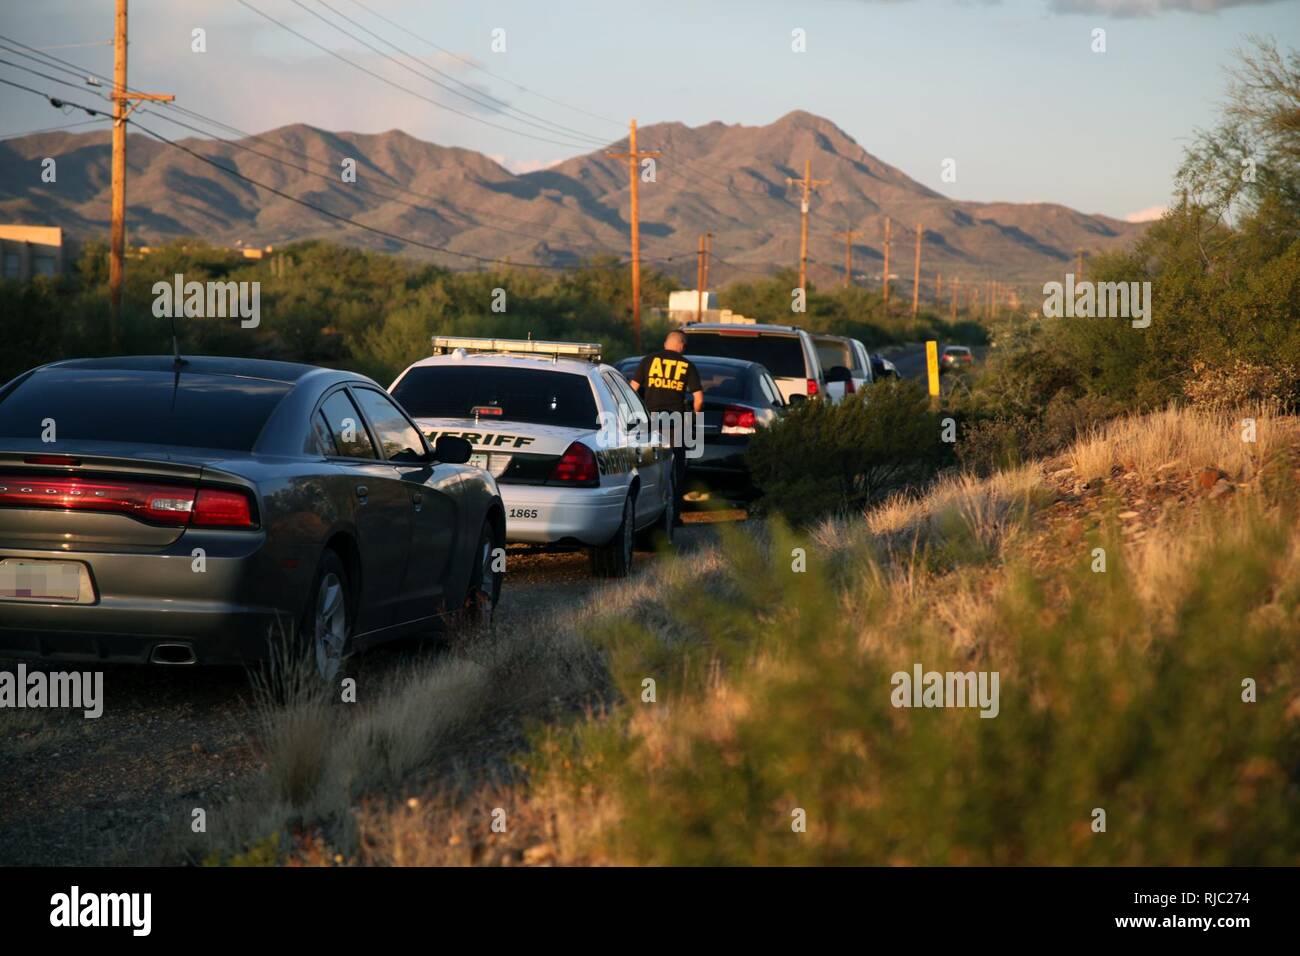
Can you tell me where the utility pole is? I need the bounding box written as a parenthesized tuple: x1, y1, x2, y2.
(109, 0, 173, 349)
(785, 158, 829, 295)
(695, 233, 706, 322)
(950, 276, 960, 322)
(936, 273, 943, 300)
(882, 217, 891, 309)
(606, 119, 660, 352)
(701, 231, 711, 295)
(835, 227, 858, 288)
(910, 223, 924, 318)
(1076, 248, 1085, 282)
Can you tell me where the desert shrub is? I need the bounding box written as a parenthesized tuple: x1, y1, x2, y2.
(525, 495, 1300, 865)
(746, 379, 949, 524)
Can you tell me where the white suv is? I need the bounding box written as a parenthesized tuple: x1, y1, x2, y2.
(680, 323, 826, 404)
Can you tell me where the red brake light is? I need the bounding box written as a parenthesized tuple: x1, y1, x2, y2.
(192, 488, 255, 528)
(721, 406, 757, 435)
(24, 455, 81, 466)
(0, 474, 196, 525)
(0, 474, 256, 529)
(844, 379, 856, 394)
(548, 442, 600, 486)
(806, 378, 820, 397)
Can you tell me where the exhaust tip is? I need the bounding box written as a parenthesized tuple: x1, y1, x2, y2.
(151, 643, 197, 665)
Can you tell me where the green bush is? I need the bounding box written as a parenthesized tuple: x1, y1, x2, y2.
(528, 499, 1300, 865)
(746, 379, 949, 524)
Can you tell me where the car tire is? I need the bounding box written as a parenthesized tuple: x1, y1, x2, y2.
(462, 517, 503, 627)
(301, 549, 353, 687)
(636, 470, 675, 551)
(590, 493, 635, 578)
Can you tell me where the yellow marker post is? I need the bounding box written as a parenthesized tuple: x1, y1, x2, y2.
(925, 340, 940, 409)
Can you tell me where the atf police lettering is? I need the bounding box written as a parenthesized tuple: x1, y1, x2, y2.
(645, 356, 690, 391)
(633, 349, 702, 414)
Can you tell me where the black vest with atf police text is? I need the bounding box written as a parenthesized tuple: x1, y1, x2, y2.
(632, 349, 702, 414)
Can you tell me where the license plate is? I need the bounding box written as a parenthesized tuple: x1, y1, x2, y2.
(469, 453, 512, 478)
(0, 559, 93, 604)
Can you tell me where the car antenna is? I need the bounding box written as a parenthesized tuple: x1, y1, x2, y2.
(169, 312, 187, 411)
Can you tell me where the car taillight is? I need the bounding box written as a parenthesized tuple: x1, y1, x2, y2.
(844, 379, 856, 394)
(721, 406, 757, 435)
(806, 378, 820, 397)
(547, 442, 599, 486)
(0, 474, 256, 529)
(192, 488, 255, 528)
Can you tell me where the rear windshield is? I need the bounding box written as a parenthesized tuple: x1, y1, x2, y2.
(392, 365, 598, 430)
(0, 368, 291, 451)
(683, 332, 807, 378)
(815, 340, 852, 373)
(694, 362, 749, 400)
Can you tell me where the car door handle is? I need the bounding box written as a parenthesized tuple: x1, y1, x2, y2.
(355, 484, 368, 500)
(411, 491, 423, 507)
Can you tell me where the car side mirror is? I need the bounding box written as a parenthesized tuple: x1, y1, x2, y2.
(434, 435, 473, 464)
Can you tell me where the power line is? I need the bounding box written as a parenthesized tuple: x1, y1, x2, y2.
(0, 37, 615, 247)
(304, 0, 608, 147)
(234, 0, 602, 151)
(342, 0, 623, 129)
(0, 117, 109, 139)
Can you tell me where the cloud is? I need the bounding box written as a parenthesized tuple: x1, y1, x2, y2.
(1047, 0, 1289, 15)
(487, 154, 556, 175)
(1125, 205, 1167, 222)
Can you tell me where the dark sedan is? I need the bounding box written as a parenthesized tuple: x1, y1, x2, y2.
(0, 356, 505, 683)
(616, 354, 784, 500)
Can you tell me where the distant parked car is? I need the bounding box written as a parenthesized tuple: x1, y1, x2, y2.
(941, 345, 974, 373)
(813, 334, 875, 401)
(616, 355, 785, 500)
(680, 323, 826, 404)
(870, 353, 900, 380)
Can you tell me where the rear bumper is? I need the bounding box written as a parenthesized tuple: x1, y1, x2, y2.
(0, 532, 303, 666)
(497, 482, 627, 546)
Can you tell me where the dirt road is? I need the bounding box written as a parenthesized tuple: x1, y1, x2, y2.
(0, 516, 729, 865)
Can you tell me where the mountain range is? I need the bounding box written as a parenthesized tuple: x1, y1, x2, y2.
(0, 109, 1146, 288)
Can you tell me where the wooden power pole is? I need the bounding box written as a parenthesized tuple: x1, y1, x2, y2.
(785, 158, 829, 294)
(882, 217, 892, 308)
(695, 233, 706, 321)
(606, 119, 660, 352)
(950, 276, 960, 322)
(910, 222, 924, 318)
(1076, 248, 1085, 282)
(835, 227, 858, 288)
(109, 0, 173, 349)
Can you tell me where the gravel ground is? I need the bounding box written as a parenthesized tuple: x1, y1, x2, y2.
(0, 512, 734, 865)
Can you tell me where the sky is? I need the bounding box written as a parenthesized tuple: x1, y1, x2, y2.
(1, 0, 1297, 221)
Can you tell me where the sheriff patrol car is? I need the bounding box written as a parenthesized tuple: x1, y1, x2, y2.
(389, 337, 675, 577)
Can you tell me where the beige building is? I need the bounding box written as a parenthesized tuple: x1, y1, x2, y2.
(0, 225, 65, 280)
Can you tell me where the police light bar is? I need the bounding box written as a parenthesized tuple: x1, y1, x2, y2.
(431, 336, 603, 363)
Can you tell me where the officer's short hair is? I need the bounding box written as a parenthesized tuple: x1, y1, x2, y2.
(664, 330, 686, 350)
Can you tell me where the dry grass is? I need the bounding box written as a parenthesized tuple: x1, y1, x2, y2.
(1067, 402, 1278, 481)
(207, 403, 1299, 866)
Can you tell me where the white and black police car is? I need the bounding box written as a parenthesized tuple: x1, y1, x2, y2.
(389, 337, 675, 577)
